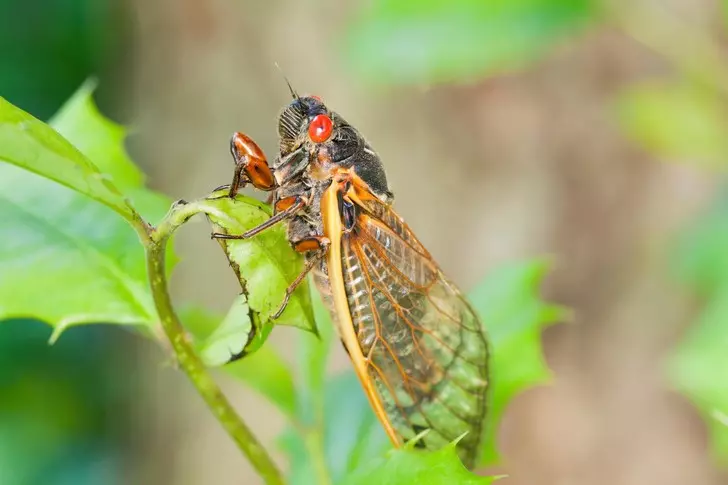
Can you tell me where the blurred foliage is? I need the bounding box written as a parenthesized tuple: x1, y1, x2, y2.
(469, 259, 566, 465)
(0, 320, 128, 485)
(668, 197, 728, 467)
(345, 0, 595, 85)
(0, 0, 119, 120)
(616, 80, 728, 168)
(612, 19, 728, 464)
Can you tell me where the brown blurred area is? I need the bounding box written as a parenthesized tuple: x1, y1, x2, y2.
(117, 0, 725, 484)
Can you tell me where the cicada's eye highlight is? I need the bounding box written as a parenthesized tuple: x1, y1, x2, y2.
(308, 114, 333, 143)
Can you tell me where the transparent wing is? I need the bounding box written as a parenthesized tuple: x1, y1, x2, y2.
(339, 200, 490, 468)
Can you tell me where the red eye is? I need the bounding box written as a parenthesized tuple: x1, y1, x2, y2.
(308, 114, 333, 143)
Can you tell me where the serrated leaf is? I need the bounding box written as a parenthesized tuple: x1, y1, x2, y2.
(49, 81, 144, 190)
(468, 258, 565, 466)
(203, 192, 316, 334)
(339, 443, 494, 485)
(616, 81, 728, 167)
(193, 294, 258, 366)
(0, 82, 141, 222)
(0, 85, 171, 337)
(344, 0, 594, 85)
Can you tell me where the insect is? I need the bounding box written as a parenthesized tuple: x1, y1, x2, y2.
(213, 89, 490, 468)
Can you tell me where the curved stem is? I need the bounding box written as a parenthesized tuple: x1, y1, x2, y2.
(146, 199, 285, 485)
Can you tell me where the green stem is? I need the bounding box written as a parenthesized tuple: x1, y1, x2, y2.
(145, 199, 285, 485)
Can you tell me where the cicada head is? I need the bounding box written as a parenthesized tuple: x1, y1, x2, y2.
(273, 94, 391, 201)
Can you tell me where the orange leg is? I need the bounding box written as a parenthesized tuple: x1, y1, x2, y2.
(271, 237, 330, 319)
(227, 132, 276, 197)
(211, 196, 307, 241)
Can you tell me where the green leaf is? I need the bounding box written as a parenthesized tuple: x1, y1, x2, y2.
(668, 199, 728, 467)
(0, 81, 142, 222)
(469, 258, 565, 466)
(616, 81, 728, 167)
(339, 442, 494, 485)
(344, 0, 594, 85)
(193, 294, 258, 366)
(204, 191, 316, 334)
(0, 85, 171, 337)
(669, 283, 728, 466)
(49, 81, 144, 190)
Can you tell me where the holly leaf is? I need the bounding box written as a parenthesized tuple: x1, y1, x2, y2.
(345, 0, 594, 85)
(339, 441, 494, 485)
(468, 258, 566, 466)
(0, 83, 171, 337)
(192, 294, 264, 366)
(204, 191, 315, 334)
(0, 81, 143, 223)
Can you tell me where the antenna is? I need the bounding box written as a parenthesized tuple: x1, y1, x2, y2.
(274, 62, 300, 101)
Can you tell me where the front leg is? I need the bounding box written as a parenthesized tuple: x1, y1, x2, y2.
(211, 195, 308, 240)
(228, 132, 277, 197)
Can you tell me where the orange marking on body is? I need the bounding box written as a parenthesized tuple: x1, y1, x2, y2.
(275, 196, 298, 212)
(293, 238, 323, 253)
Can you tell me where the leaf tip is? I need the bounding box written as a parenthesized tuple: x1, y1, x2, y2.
(404, 428, 432, 449)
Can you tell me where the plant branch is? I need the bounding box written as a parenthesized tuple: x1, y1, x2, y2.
(145, 198, 285, 485)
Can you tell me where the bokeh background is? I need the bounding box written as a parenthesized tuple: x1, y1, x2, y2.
(2, 0, 728, 484)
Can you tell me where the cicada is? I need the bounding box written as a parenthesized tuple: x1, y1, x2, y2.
(214, 91, 490, 468)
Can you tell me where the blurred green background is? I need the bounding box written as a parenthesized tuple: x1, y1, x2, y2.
(2, 0, 728, 484)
